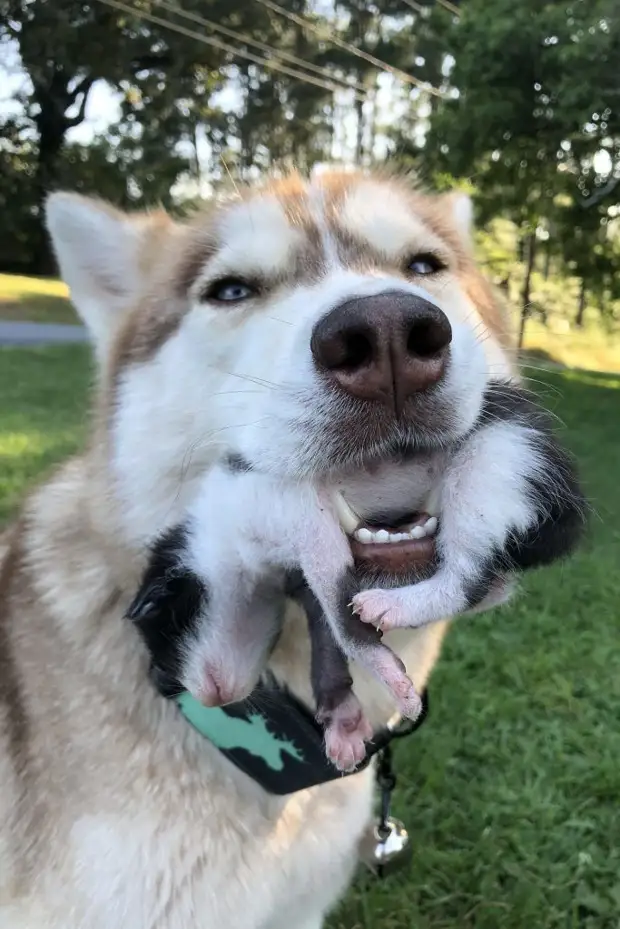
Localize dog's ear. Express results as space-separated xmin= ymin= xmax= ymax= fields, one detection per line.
xmin=442 ymin=191 xmax=474 ymax=242
xmin=45 ymin=193 xmax=174 ymax=361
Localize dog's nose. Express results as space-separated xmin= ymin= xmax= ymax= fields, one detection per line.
xmin=310 ymin=291 xmax=452 ymax=415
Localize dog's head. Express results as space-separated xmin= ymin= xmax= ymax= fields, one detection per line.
xmin=46 ymin=170 xmax=514 ymax=547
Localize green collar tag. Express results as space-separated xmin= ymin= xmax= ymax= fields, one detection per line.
xmin=176 ymin=681 xmax=371 ymax=795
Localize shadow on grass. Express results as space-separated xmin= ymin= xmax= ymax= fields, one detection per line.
xmin=0 ymin=292 xmax=78 ymax=325
xmin=520 ymin=346 xmax=561 ymax=368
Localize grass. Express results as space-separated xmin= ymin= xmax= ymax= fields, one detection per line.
xmin=0 ymin=273 xmax=77 ymax=325
xmin=0 ymin=346 xmax=92 ymax=522
xmin=1 ymin=346 xmax=619 ymax=928
xmin=523 ymin=321 xmax=620 ymax=375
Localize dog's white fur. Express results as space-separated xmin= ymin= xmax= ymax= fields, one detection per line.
xmin=0 ymin=171 xmax=517 ymax=928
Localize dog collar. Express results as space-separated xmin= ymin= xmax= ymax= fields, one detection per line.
xmin=176 ymin=675 xmax=429 ymax=795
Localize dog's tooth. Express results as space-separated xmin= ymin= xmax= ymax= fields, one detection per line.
xmin=424 ymin=486 xmax=441 ymax=517
xmin=410 ymin=525 xmax=426 ymax=540
xmin=375 ymin=529 xmax=390 ymax=543
xmin=355 ymin=528 xmax=373 ymax=543
xmin=424 ymin=516 xmax=438 ymax=536
xmin=391 ymin=532 xmax=407 ymax=542
xmin=332 ymin=491 xmax=361 ymax=534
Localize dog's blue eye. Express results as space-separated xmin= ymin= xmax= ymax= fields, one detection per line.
xmin=204 ymin=279 xmax=256 ymax=303
xmin=407 ymin=254 xmax=444 ymax=275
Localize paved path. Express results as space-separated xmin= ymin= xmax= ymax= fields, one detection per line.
xmin=0 ymin=321 xmax=89 ymax=346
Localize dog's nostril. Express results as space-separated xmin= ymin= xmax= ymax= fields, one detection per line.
xmin=341 ymin=331 xmax=374 ymax=370
xmin=311 ymin=327 xmax=375 ymax=372
xmin=407 ymin=316 xmax=452 ymax=358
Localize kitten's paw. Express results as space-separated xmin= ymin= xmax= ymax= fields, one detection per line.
xmin=323 ymin=694 xmax=373 ymax=772
xmin=352 ymin=589 xmax=409 ymax=632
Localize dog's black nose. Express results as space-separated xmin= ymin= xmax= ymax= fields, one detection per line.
xmin=310 ymin=291 xmax=451 ymax=416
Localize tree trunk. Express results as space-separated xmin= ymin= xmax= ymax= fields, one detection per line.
xmin=29 ymin=74 xmax=94 ymax=274
xmin=543 ymin=240 xmax=551 ymax=280
xmin=354 ymin=95 xmax=364 ymax=165
xmin=518 ymin=233 xmax=536 ymax=350
xmin=31 ymin=115 xmax=67 ymax=274
xmin=574 ymin=278 xmax=587 ymax=328
xmin=366 ymin=90 xmax=377 ymax=164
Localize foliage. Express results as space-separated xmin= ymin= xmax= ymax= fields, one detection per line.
xmin=1 ymin=0 xmax=619 ymax=343
xmin=423 ymin=0 xmax=620 ymax=339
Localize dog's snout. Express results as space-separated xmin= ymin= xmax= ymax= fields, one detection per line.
xmin=310 ymin=291 xmax=452 ymax=414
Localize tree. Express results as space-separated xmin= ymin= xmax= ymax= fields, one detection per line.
xmin=423 ymin=0 xmax=620 ymax=345
xmin=0 ymin=0 xmax=298 ymax=270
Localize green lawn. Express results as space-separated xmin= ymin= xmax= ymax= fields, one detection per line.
xmin=1 ymin=346 xmax=619 ymax=928
xmin=0 ymin=346 xmax=92 ymax=522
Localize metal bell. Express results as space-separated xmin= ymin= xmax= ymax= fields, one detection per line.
xmin=360 ymin=816 xmax=412 ymax=878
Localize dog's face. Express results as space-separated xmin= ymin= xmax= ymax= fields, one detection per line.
xmin=46 ymin=171 xmax=514 ymax=548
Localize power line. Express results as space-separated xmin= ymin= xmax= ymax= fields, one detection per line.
xmin=402 ymin=0 xmax=460 ymax=17
xmin=253 ymin=0 xmax=446 ymax=98
xmin=401 ymin=0 xmax=425 ymax=13
xmin=93 ymin=0 xmax=368 ymax=100
xmin=151 ymin=0 xmax=368 ymax=96
xmin=436 ymin=0 xmax=460 ymax=16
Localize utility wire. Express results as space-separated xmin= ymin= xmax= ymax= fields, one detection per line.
xmin=151 ymin=0 xmax=368 ymax=95
xmin=403 ymin=0 xmax=460 ymax=17
xmin=401 ymin=0 xmax=425 ymax=13
xmin=93 ymin=0 xmax=368 ymax=100
xmin=253 ymin=0 xmax=445 ymax=98
xmin=436 ymin=0 xmax=460 ymax=16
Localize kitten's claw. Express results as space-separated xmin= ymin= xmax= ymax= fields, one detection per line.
xmin=352 ymin=590 xmax=409 ymax=632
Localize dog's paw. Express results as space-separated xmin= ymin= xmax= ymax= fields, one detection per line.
xmin=323 ymin=693 xmax=373 ymax=772
xmin=352 ymin=589 xmax=409 ymax=632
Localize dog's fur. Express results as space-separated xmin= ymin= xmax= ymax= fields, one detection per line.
xmin=128 ymin=381 xmax=585 ymax=771
xmin=0 ymin=170 xmax=578 ymax=927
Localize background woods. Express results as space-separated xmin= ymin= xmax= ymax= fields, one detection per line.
xmin=1 ymin=0 xmax=619 ymax=343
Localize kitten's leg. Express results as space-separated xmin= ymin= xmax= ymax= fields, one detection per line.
xmin=129 ymin=465 xmax=283 ymax=705
xmin=289 ymin=489 xmax=421 ymax=719
xmin=291 ymin=580 xmax=372 ymax=771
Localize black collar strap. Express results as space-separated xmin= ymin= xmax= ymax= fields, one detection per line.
xmin=176 ymin=674 xmax=429 ymax=795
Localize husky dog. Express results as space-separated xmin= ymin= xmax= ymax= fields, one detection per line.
xmin=0 ymin=170 xmax=584 ymax=928
xmin=130 ymin=382 xmax=584 ymax=771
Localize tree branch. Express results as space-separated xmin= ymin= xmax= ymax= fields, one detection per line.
xmin=65 ymin=78 xmax=96 ymax=128
xmin=129 ymin=53 xmax=173 ymax=74
xmin=1 ymin=19 xmax=20 ymax=38
xmin=581 ymin=174 xmax=620 ymax=209
xmin=67 ymin=73 xmax=95 ymax=106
